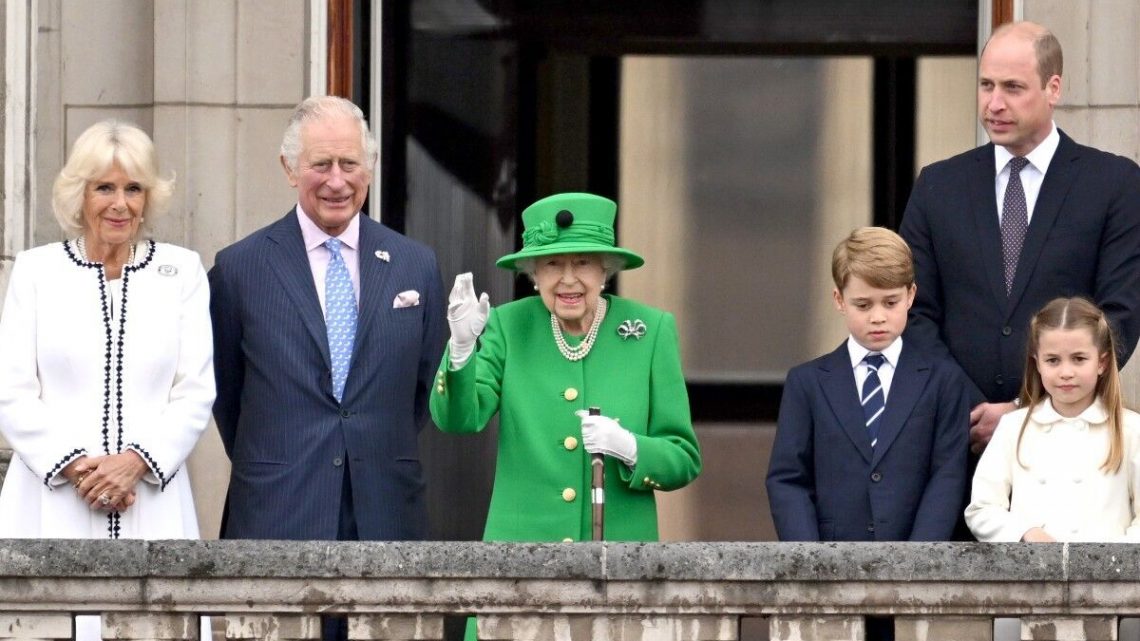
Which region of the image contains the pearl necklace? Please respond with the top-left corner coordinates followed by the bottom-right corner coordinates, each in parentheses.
top-left (551, 297), bottom-right (607, 362)
top-left (76, 236), bottom-right (135, 267)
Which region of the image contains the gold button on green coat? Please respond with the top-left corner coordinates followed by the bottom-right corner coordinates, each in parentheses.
top-left (562, 487), bottom-right (576, 502)
top-left (564, 436), bottom-right (578, 450)
top-left (563, 387), bottom-right (578, 401)
top-left (430, 295), bottom-right (702, 544)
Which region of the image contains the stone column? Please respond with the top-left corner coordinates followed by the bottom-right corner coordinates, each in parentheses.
top-left (102, 613), bottom-right (200, 641)
top-left (0, 613), bottom-right (73, 641)
top-left (1021, 617), bottom-right (1118, 641)
top-left (478, 614), bottom-right (738, 641)
top-left (895, 616), bottom-right (993, 641)
top-left (769, 616), bottom-right (865, 641)
top-left (224, 614), bottom-right (321, 641)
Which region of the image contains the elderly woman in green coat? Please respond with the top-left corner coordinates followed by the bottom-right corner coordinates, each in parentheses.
top-left (431, 192), bottom-right (701, 547)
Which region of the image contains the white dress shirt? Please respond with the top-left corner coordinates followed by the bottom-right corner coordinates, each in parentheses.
top-left (965, 398), bottom-right (1140, 542)
top-left (846, 336), bottom-right (902, 402)
top-left (995, 122), bottom-right (1060, 225)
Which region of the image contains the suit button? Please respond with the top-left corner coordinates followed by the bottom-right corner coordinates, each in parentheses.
top-left (867, 524), bottom-right (875, 533)
top-left (1002, 326), bottom-right (1013, 336)
top-left (564, 436), bottom-right (578, 450)
top-left (995, 375), bottom-right (1004, 386)
top-left (562, 488), bottom-right (576, 502)
top-left (870, 472), bottom-right (882, 482)
top-left (563, 387), bottom-right (579, 401)
top-left (340, 409), bottom-right (351, 418)
top-left (333, 457), bottom-right (343, 467)
top-left (562, 537), bottom-right (574, 543)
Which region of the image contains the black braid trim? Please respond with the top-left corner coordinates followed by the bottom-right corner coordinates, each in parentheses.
top-left (42, 448), bottom-right (86, 487)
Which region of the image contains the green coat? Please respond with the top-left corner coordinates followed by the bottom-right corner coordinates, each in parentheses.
top-left (431, 294), bottom-right (701, 542)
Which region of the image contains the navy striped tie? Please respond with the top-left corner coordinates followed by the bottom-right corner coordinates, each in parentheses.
top-left (861, 354), bottom-right (886, 448)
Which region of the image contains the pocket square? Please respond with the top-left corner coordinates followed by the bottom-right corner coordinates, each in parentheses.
top-left (393, 290), bottom-right (421, 308)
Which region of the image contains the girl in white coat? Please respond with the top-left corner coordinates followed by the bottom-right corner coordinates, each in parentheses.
top-left (966, 297), bottom-right (1140, 542)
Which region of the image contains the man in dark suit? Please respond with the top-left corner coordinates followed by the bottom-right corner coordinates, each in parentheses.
top-left (209, 95), bottom-right (445, 544)
top-left (900, 21), bottom-right (1140, 454)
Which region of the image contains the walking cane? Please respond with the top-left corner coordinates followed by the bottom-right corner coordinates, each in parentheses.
top-left (589, 406), bottom-right (605, 541)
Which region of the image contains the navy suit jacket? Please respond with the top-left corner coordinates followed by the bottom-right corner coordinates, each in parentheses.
top-left (900, 132), bottom-right (1140, 407)
top-left (209, 210), bottom-right (445, 540)
top-left (766, 342), bottom-right (969, 541)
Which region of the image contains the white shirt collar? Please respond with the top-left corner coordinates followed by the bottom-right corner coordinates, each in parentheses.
top-left (296, 204), bottom-right (361, 252)
top-left (846, 335), bottom-right (903, 370)
top-left (994, 121), bottom-right (1060, 175)
top-left (1029, 397), bottom-right (1109, 427)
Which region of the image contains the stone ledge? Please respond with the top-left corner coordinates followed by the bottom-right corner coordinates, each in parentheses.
top-left (0, 540), bottom-right (1135, 582)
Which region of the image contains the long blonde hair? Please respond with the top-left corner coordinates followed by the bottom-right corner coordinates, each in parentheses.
top-left (1017, 297), bottom-right (1125, 472)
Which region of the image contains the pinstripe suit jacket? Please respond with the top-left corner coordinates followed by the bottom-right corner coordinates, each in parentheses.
top-left (209, 209), bottom-right (445, 540)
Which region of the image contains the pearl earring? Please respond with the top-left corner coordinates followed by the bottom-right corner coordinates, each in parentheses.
top-left (533, 284), bottom-right (539, 291)
top-left (600, 283), bottom-right (606, 291)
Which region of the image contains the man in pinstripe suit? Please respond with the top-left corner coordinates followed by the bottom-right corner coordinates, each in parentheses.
top-left (209, 96), bottom-right (445, 544)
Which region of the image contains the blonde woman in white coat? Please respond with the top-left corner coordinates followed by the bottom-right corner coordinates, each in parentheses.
top-left (0, 121), bottom-right (215, 638)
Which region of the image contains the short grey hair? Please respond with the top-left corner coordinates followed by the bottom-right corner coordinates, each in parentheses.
top-left (515, 253), bottom-right (626, 282)
top-left (51, 120), bottom-right (175, 237)
top-left (280, 95), bottom-right (378, 173)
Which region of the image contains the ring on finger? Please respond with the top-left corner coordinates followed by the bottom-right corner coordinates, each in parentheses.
top-left (98, 493), bottom-right (111, 506)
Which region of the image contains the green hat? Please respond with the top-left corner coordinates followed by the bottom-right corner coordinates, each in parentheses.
top-left (496, 192), bottom-right (645, 271)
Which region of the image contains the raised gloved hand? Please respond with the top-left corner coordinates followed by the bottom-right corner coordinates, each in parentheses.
top-left (447, 272), bottom-right (490, 369)
top-left (576, 410), bottom-right (638, 466)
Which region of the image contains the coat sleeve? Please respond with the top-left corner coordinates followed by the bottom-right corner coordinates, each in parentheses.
top-left (1093, 158), bottom-right (1140, 369)
top-left (0, 253), bottom-right (86, 487)
top-left (908, 361), bottom-right (970, 540)
top-left (430, 306), bottom-right (505, 433)
top-left (765, 366), bottom-right (821, 541)
top-left (208, 252), bottom-right (244, 458)
top-left (618, 312), bottom-right (701, 492)
top-left (122, 257), bottom-right (216, 489)
top-left (964, 414), bottom-right (1038, 542)
top-left (413, 255), bottom-right (447, 432)
top-left (899, 169), bottom-right (987, 408)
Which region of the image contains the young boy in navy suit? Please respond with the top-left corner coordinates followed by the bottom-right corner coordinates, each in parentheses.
top-left (766, 227), bottom-right (969, 542)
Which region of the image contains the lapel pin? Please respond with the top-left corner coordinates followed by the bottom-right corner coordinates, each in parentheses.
top-left (375, 250), bottom-right (390, 262)
top-left (157, 265), bottom-right (178, 277)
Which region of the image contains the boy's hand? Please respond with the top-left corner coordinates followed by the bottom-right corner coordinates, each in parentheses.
top-left (969, 401), bottom-right (1016, 454)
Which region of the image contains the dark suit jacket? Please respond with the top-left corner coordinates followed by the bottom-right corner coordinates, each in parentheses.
top-left (209, 210), bottom-right (445, 540)
top-left (900, 131), bottom-right (1140, 407)
top-left (765, 342), bottom-right (969, 541)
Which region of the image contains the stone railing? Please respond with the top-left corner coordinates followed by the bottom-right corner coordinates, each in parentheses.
top-left (1, 540), bottom-right (1138, 641)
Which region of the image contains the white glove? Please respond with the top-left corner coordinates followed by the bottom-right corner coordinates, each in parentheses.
top-left (447, 273), bottom-right (490, 369)
top-left (577, 410), bottom-right (638, 466)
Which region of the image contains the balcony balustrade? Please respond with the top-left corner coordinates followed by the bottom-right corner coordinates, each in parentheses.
top-left (1, 540), bottom-right (1139, 641)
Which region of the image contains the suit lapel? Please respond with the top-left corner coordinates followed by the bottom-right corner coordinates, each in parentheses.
top-left (266, 210), bottom-right (332, 369)
top-left (871, 346), bottom-right (930, 466)
top-left (819, 345), bottom-right (873, 465)
top-left (969, 144), bottom-right (1010, 307)
top-left (1007, 132), bottom-right (1080, 309)
top-left (352, 217), bottom-right (394, 365)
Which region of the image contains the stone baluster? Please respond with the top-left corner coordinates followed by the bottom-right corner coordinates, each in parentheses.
top-left (895, 616), bottom-right (993, 641)
top-left (768, 615), bottom-right (865, 641)
top-left (1021, 617), bottom-right (1118, 641)
top-left (101, 613), bottom-right (201, 641)
top-left (224, 614), bottom-right (321, 641)
top-left (0, 613), bottom-right (73, 641)
top-left (347, 614), bottom-right (444, 641)
top-left (477, 614), bottom-right (738, 641)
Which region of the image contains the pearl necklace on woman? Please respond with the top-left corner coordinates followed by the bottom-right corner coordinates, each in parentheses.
top-left (551, 297), bottom-right (608, 362)
top-left (77, 236), bottom-right (136, 267)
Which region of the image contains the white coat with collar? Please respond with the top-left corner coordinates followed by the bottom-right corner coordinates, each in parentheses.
top-left (0, 240), bottom-right (214, 539)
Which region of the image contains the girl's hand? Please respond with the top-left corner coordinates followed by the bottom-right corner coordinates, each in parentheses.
top-left (1021, 527), bottom-right (1056, 542)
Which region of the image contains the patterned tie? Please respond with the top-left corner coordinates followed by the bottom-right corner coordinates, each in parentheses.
top-left (861, 354), bottom-right (886, 449)
top-left (324, 238), bottom-right (357, 402)
top-left (1001, 156), bottom-right (1030, 295)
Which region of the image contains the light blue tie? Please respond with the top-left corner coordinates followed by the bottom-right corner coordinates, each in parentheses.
top-left (324, 238), bottom-right (357, 402)
top-left (861, 354), bottom-right (886, 449)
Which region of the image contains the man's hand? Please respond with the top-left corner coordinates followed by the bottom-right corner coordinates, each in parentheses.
top-left (969, 401), bottom-right (1017, 454)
